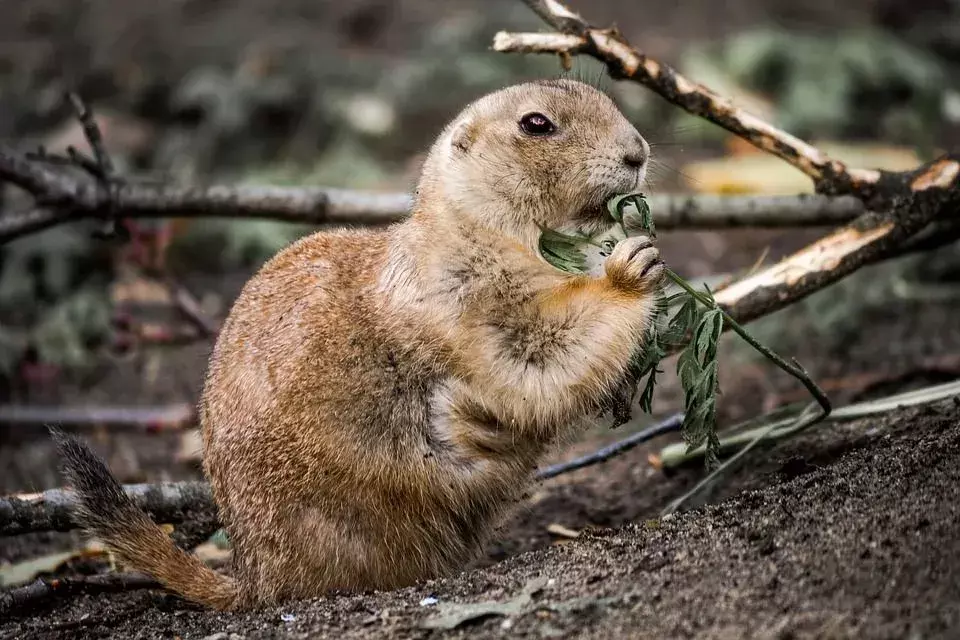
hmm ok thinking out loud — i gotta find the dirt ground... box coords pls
[3,0,960,638]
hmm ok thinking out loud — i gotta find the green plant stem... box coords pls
[665,268,832,419]
[660,268,833,515]
[659,377,960,468]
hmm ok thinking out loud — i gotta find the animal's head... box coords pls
[416,79,649,250]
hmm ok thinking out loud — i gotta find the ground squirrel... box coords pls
[55,78,665,610]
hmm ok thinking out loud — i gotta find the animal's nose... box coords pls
[623,136,649,168]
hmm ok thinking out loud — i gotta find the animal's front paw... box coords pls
[604,235,665,294]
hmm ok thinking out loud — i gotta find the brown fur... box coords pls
[55,79,664,610]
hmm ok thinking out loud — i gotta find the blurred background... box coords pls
[1,0,960,556]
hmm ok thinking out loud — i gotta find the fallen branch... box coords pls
[0,166,871,245]
[0,181,414,243]
[0,404,196,433]
[709,176,959,328]
[0,481,212,537]
[634,194,865,229]
[0,573,161,617]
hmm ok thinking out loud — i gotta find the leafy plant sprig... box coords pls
[537,193,832,512]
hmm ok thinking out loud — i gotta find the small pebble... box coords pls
[419,596,439,606]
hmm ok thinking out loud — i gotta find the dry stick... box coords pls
[167,281,219,337]
[0,179,415,243]
[0,404,196,434]
[0,481,213,537]
[536,413,683,480]
[0,573,162,617]
[0,176,869,244]
[65,93,121,238]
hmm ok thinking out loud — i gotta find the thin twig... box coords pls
[668,270,831,416]
[167,281,219,338]
[0,481,214,537]
[65,93,123,239]
[0,573,162,617]
[535,413,683,480]
[0,404,196,433]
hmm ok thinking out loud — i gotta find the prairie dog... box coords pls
[56,79,664,611]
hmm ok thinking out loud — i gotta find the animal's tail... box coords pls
[50,427,239,610]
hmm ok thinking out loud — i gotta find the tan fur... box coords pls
[79,79,664,610]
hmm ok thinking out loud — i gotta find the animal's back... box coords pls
[198,227,488,604]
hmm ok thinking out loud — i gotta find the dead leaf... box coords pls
[421,577,547,630]
[0,546,107,588]
[111,275,172,306]
[193,542,232,564]
[546,523,580,539]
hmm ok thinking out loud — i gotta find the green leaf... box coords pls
[676,341,703,392]
[694,309,724,364]
[605,192,651,237]
[605,193,633,223]
[537,226,590,274]
[638,365,660,413]
[634,195,655,238]
[664,296,701,346]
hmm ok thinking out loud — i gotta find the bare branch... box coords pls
[642,194,864,228]
[536,413,682,480]
[0,404,196,433]
[0,179,871,245]
[1,573,162,617]
[0,172,414,244]
[65,92,122,238]
[0,481,213,537]
[0,151,77,204]
[710,157,960,326]
[516,0,588,33]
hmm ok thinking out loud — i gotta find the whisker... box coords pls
[647,160,701,189]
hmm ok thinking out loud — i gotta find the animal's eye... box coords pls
[519,112,556,136]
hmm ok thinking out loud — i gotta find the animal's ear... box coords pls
[450,118,478,153]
